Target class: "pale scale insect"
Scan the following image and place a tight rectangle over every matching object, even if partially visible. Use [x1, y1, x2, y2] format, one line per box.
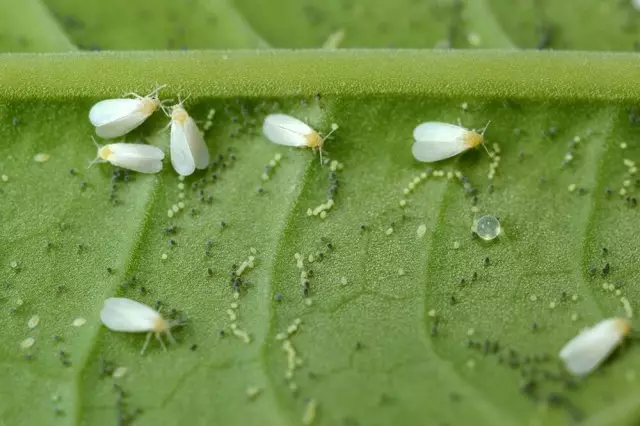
[262, 114, 338, 164]
[411, 121, 491, 163]
[89, 137, 165, 174]
[89, 85, 166, 139]
[164, 98, 210, 176]
[559, 317, 631, 376]
[100, 297, 180, 355]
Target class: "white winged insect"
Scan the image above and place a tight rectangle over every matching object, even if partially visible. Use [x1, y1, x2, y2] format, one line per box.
[89, 85, 166, 139]
[164, 98, 210, 176]
[411, 121, 490, 163]
[262, 114, 338, 163]
[89, 137, 165, 173]
[100, 297, 180, 355]
[559, 317, 631, 376]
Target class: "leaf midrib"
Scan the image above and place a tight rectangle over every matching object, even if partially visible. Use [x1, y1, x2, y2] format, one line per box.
[72, 175, 163, 425]
[1, 51, 640, 102]
[260, 156, 317, 426]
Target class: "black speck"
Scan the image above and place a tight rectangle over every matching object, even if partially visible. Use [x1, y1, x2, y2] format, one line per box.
[602, 263, 610, 276]
[547, 392, 565, 407]
[483, 256, 490, 267]
[520, 380, 537, 395]
[190, 344, 198, 351]
[378, 393, 394, 405]
[107, 267, 114, 274]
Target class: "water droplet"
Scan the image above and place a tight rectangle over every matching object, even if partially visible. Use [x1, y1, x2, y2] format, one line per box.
[471, 215, 501, 241]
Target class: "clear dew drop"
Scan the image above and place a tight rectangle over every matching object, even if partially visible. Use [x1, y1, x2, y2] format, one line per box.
[471, 215, 501, 241]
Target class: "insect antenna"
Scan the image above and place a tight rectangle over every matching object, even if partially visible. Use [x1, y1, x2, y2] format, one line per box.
[87, 136, 104, 168]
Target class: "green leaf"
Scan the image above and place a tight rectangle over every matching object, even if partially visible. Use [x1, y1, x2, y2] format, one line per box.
[41, 0, 269, 50]
[0, 0, 76, 52]
[1, 50, 640, 426]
